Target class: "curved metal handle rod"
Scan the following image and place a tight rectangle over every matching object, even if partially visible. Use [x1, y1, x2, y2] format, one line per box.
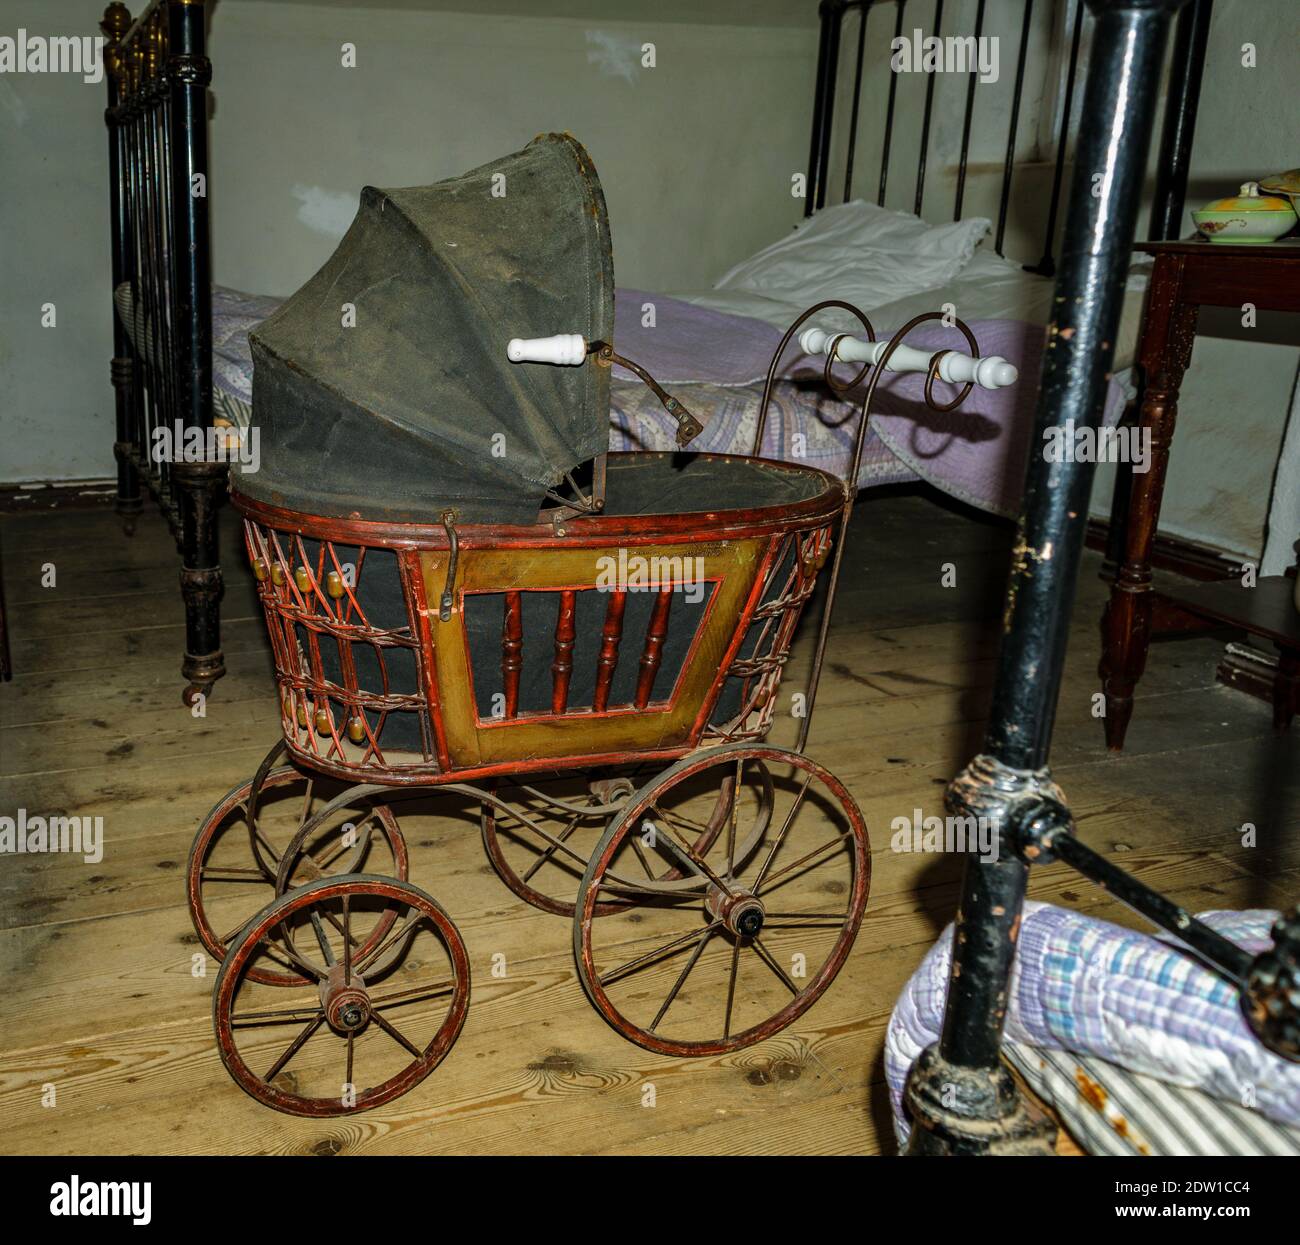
[596, 345, 703, 447]
[751, 298, 877, 459]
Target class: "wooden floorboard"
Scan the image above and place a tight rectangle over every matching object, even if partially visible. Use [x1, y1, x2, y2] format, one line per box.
[1, 492, 1296, 1155]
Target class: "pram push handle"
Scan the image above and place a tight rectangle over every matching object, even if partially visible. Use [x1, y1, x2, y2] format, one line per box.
[506, 334, 704, 447]
[798, 326, 1018, 391]
[507, 333, 587, 365]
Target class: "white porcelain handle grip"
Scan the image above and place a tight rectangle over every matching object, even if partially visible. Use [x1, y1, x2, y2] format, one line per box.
[506, 333, 587, 365]
[798, 326, 1018, 390]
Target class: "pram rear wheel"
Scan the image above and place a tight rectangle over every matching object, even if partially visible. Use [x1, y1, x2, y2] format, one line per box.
[573, 743, 870, 1056]
[213, 874, 470, 1116]
[481, 767, 759, 917]
[187, 748, 409, 987]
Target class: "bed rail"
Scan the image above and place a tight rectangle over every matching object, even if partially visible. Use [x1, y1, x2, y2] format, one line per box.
[805, 0, 1213, 273]
[102, 0, 223, 702]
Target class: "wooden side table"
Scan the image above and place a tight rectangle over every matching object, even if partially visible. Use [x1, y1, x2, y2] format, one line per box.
[1099, 237, 1300, 750]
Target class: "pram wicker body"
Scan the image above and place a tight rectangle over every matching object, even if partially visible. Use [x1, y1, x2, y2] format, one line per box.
[239, 451, 840, 786]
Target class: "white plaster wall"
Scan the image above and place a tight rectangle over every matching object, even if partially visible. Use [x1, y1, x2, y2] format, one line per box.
[0, 0, 117, 481]
[205, 2, 819, 298]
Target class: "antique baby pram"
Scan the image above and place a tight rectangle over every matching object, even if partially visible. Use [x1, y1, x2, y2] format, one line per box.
[186, 134, 1018, 1116]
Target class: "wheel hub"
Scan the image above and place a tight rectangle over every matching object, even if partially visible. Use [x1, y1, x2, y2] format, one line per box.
[320, 964, 370, 1033]
[706, 884, 765, 939]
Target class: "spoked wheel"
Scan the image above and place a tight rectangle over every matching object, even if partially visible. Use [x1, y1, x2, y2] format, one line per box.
[214, 875, 470, 1116]
[482, 765, 766, 917]
[573, 743, 870, 1057]
[187, 743, 409, 986]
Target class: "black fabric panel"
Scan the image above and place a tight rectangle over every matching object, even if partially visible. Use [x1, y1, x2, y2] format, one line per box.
[518, 591, 560, 713]
[602, 454, 826, 517]
[464, 584, 716, 720]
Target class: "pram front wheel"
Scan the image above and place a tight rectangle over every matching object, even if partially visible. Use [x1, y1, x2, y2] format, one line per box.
[187, 745, 409, 986]
[213, 874, 470, 1116]
[481, 766, 755, 917]
[573, 743, 870, 1056]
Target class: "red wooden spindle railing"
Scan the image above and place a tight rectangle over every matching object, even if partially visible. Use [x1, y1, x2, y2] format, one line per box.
[551, 590, 577, 714]
[502, 591, 523, 719]
[635, 587, 673, 709]
[593, 590, 627, 712]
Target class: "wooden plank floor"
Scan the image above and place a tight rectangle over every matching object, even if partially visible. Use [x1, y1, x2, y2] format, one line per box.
[1, 490, 1296, 1155]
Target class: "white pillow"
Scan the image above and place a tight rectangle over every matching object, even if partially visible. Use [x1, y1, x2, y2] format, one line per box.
[713, 199, 990, 312]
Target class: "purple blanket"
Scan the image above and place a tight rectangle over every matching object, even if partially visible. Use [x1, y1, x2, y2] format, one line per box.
[614, 288, 1126, 518]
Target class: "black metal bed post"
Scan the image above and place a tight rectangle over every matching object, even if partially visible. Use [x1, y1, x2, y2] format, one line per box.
[903, 0, 1188, 1156]
[805, 0, 847, 216]
[103, 4, 142, 534]
[1148, 0, 1213, 241]
[1029, 0, 1084, 278]
[166, 0, 224, 702]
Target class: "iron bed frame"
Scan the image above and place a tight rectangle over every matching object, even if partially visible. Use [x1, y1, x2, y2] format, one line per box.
[102, 0, 220, 704]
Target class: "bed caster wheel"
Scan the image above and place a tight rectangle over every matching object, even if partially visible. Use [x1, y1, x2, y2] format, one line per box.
[187, 743, 408, 986]
[182, 682, 211, 707]
[481, 766, 762, 918]
[213, 874, 470, 1116]
[573, 743, 870, 1055]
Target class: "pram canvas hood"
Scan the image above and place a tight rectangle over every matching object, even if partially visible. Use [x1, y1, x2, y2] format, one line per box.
[242, 133, 614, 524]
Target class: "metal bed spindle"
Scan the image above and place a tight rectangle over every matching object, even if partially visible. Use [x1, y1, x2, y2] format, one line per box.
[877, 0, 907, 208]
[951, 0, 987, 221]
[994, 0, 1034, 256]
[1031, 0, 1085, 277]
[912, 0, 943, 217]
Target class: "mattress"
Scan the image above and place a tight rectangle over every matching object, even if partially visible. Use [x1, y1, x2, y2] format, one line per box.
[610, 379, 912, 488]
[113, 281, 284, 429]
[1007, 1043, 1300, 1157]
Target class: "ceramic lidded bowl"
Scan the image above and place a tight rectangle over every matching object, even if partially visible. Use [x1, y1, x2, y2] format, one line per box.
[1192, 181, 1297, 244]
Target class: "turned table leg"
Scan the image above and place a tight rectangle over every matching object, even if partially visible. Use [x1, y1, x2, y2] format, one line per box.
[1099, 259, 1197, 751]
